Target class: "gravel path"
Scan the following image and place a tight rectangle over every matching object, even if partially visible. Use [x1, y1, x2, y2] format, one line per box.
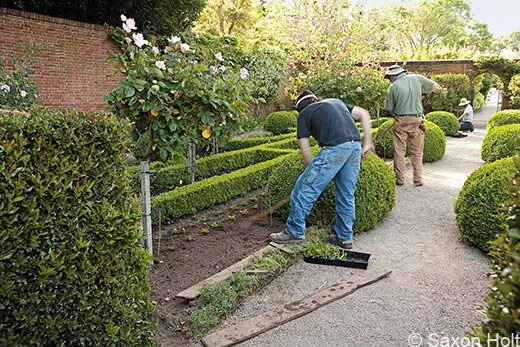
[201, 93, 500, 347]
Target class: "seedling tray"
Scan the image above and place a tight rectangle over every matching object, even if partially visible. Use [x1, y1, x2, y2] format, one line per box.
[303, 249, 371, 269]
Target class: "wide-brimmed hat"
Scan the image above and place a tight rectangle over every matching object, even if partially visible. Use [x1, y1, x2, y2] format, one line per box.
[385, 65, 406, 76]
[458, 98, 471, 106]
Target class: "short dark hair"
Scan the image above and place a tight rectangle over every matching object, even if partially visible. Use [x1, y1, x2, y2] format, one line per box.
[295, 90, 318, 112]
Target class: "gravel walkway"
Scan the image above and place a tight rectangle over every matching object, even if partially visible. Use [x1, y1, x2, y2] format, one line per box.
[200, 93, 500, 347]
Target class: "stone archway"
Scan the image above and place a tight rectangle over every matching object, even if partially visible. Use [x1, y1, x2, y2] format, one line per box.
[380, 60, 509, 109]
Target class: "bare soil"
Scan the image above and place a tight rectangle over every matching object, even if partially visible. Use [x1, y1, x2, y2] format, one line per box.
[148, 189, 286, 346]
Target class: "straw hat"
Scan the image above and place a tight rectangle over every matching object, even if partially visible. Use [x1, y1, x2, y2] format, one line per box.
[458, 98, 471, 106]
[384, 64, 406, 76]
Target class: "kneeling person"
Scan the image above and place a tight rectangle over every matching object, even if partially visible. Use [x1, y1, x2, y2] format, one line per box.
[269, 91, 374, 249]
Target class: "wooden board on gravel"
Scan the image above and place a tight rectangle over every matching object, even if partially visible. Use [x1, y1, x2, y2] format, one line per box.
[202, 269, 392, 347]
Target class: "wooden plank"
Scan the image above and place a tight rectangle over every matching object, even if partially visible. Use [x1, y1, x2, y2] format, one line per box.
[176, 245, 276, 300]
[202, 269, 392, 347]
[268, 241, 298, 255]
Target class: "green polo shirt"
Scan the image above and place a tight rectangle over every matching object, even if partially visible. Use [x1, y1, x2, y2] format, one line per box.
[384, 74, 437, 115]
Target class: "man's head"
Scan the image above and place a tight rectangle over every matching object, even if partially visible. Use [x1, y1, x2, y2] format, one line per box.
[384, 65, 406, 82]
[295, 91, 318, 112]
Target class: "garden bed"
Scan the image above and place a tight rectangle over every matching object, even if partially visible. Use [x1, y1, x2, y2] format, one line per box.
[148, 189, 288, 346]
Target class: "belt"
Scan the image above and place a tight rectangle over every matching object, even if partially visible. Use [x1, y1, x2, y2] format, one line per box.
[396, 114, 421, 117]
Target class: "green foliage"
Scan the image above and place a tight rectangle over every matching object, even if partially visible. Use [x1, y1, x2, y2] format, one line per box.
[304, 241, 347, 260]
[267, 151, 395, 233]
[243, 48, 287, 103]
[246, 248, 287, 272]
[151, 155, 290, 224]
[263, 111, 298, 135]
[374, 119, 446, 162]
[487, 109, 520, 130]
[454, 157, 514, 251]
[425, 111, 460, 135]
[0, 108, 155, 346]
[508, 74, 520, 109]
[426, 74, 471, 113]
[481, 124, 520, 162]
[0, 44, 40, 110]
[472, 155, 520, 343]
[221, 132, 296, 151]
[473, 92, 485, 111]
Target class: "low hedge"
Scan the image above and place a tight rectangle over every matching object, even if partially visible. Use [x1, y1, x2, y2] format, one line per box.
[221, 132, 296, 151]
[374, 119, 446, 162]
[0, 108, 155, 346]
[487, 109, 520, 130]
[481, 124, 520, 162]
[266, 150, 395, 233]
[454, 157, 514, 251]
[263, 111, 298, 135]
[425, 111, 460, 135]
[151, 154, 290, 224]
[357, 117, 391, 129]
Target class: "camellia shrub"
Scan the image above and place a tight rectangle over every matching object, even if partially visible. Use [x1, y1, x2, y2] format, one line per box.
[481, 124, 520, 162]
[487, 109, 520, 130]
[425, 111, 460, 135]
[454, 157, 514, 251]
[0, 107, 156, 346]
[266, 151, 396, 233]
[509, 74, 520, 109]
[374, 119, 446, 162]
[263, 110, 298, 135]
[426, 73, 471, 113]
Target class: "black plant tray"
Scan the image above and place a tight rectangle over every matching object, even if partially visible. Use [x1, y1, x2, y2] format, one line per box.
[303, 249, 371, 269]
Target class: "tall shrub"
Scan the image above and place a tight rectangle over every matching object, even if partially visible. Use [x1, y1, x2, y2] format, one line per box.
[0, 108, 156, 346]
[426, 73, 471, 113]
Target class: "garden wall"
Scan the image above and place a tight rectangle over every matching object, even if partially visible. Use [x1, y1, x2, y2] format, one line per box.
[0, 7, 122, 110]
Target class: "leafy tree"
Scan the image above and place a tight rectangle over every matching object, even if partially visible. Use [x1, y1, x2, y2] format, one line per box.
[2, 0, 206, 35]
[490, 30, 520, 58]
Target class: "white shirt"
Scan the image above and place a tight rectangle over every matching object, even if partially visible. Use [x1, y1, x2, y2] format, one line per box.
[462, 104, 473, 123]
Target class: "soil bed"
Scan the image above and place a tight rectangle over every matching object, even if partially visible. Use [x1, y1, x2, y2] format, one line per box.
[149, 189, 286, 346]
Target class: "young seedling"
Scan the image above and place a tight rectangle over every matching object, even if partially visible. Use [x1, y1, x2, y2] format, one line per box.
[199, 228, 210, 234]
[227, 214, 236, 221]
[239, 209, 249, 216]
[183, 235, 194, 242]
[210, 222, 220, 228]
[304, 241, 347, 260]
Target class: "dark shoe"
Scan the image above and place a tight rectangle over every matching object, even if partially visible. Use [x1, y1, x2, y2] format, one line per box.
[396, 182, 404, 186]
[414, 182, 423, 187]
[269, 231, 305, 244]
[330, 234, 353, 249]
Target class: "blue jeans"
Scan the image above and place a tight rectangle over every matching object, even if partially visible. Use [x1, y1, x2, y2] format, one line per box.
[286, 141, 361, 242]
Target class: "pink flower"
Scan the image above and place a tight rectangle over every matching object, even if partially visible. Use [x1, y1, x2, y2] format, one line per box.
[152, 47, 160, 55]
[132, 33, 149, 48]
[339, 71, 345, 77]
[155, 61, 166, 70]
[120, 14, 127, 22]
[240, 67, 249, 79]
[210, 66, 218, 75]
[123, 18, 137, 33]
[349, 70, 355, 76]
[168, 36, 181, 44]
[180, 43, 190, 53]
[215, 52, 223, 62]
[288, 62, 296, 68]
[355, 87, 362, 93]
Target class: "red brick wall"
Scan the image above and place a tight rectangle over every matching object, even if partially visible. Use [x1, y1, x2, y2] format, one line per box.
[0, 8, 123, 110]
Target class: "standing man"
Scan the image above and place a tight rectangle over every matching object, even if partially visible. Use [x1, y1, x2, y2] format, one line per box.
[384, 65, 441, 187]
[269, 91, 374, 249]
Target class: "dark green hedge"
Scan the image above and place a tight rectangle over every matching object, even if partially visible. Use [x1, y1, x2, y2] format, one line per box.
[425, 111, 460, 135]
[266, 150, 395, 233]
[472, 155, 520, 343]
[374, 119, 446, 162]
[487, 109, 520, 130]
[151, 155, 290, 224]
[426, 73, 471, 113]
[357, 117, 391, 129]
[221, 132, 296, 151]
[481, 124, 520, 162]
[0, 108, 156, 346]
[263, 111, 298, 135]
[454, 157, 514, 251]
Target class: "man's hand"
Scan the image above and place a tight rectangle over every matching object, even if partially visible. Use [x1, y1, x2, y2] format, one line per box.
[362, 142, 374, 157]
[298, 137, 313, 165]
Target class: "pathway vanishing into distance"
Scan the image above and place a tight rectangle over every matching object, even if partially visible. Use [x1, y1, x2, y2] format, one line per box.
[206, 92, 500, 347]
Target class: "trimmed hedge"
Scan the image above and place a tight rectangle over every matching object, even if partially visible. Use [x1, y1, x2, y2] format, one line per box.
[263, 111, 298, 135]
[481, 124, 520, 162]
[425, 111, 460, 135]
[266, 150, 396, 233]
[221, 132, 296, 151]
[487, 109, 520, 130]
[151, 154, 290, 224]
[426, 73, 471, 113]
[356, 117, 391, 129]
[0, 108, 156, 346]
[454, 157, 514, 251]
[374, 119, 446, 162]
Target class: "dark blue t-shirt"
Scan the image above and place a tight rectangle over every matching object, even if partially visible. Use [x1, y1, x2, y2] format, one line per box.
[296, 98, 361, 147]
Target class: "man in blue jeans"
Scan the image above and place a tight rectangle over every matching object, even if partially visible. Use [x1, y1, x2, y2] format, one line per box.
[270, 91, 374, 249]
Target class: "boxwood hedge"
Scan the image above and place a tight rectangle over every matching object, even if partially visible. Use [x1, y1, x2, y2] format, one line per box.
[263, 111, 298, 135]
[0, 108, 156, 346]
[374, 119, 446, 162]
[487, 109, 520, 130]
[425, 111, 460, 135]
[454, 157, 514, 251]
[266, 150, 395, 233]
[221, 132, 296, 151]
[481, 124, 520, 162]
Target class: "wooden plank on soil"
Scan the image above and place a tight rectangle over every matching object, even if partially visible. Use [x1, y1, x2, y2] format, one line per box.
[202, 269, 392, 347]
[268, 241, 298, 255]
[176, 245, 276, 300]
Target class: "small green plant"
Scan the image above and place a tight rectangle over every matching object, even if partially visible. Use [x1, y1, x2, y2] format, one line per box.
[199, 228, 210, 234]
[263, 111, 298, 135]
[304, 241, 348, 260]
[184, 235, 194, 242]
[171, 228, 179, 234]
[246, 248, 288, 272]
[210, 222, 220, 228]
[227, 214, 236, 221]
[239, 208, 249, 216]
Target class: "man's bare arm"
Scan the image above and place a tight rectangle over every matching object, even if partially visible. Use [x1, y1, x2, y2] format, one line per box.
[351, 106, 374, 157]
[298, 137, 313, 165]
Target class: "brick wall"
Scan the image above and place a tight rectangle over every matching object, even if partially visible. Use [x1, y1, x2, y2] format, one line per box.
[0, 8, 122, 110]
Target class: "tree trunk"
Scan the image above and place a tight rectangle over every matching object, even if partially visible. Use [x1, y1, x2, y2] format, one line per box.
[218, 0, 226, 35]
[211, 135, 219, 155]
[187, 141, 196, 184]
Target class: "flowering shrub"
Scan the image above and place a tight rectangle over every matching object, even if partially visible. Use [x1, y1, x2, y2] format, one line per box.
[0, 44, 39, 110]
[105, 16, 252, 160]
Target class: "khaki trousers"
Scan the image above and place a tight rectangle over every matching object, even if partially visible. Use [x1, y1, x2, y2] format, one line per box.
[392, 116, 424, 184]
